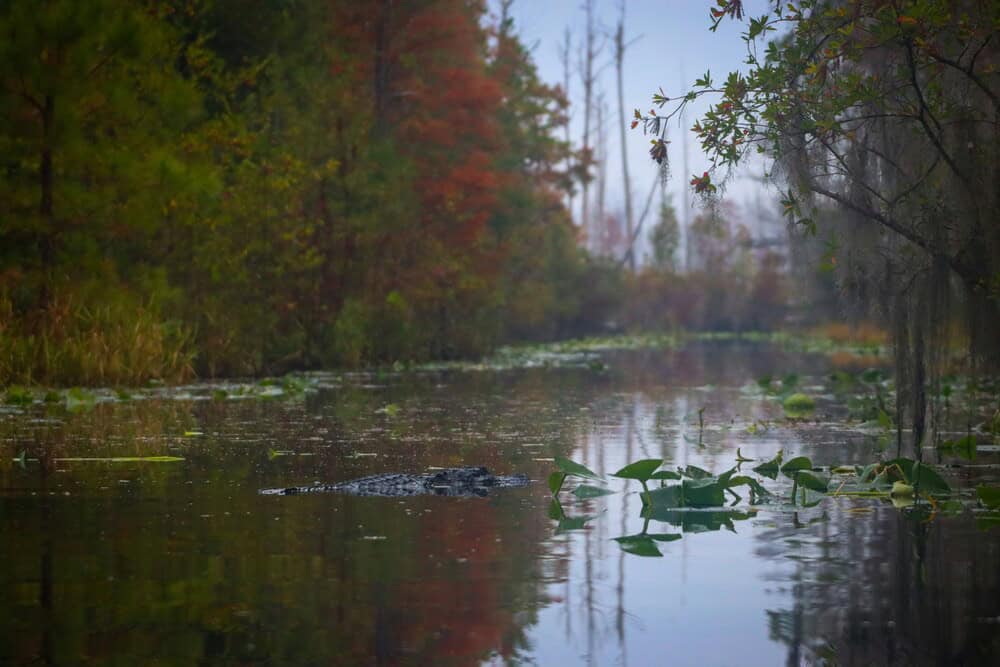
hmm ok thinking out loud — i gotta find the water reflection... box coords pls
[1,341,997,666]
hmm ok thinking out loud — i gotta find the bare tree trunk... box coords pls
[595,92,608,255]
[559,29,574,216]
[680,69,691,273]
[579,0,601,245]
[614,5,635,271]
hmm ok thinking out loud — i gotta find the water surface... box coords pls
[2,341,998,666]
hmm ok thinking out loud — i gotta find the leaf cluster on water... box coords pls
[550,450,1000,557]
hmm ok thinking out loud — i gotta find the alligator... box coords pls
[260,466,531,497]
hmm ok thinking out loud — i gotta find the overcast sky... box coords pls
[488,0,778,260]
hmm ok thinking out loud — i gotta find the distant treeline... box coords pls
[0,1,798,386]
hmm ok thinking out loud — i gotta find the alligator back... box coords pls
[260,466,530,497]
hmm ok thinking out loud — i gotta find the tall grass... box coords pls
[0,291,195,387]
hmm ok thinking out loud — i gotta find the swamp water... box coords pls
[1,340,998,666]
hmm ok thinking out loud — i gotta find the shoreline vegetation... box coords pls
[1,327,886,396]
[1,1,800,392]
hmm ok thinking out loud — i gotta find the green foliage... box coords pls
[0,0,607,384]
[782,393,816,417]
[544,432,989,555]
[978,486,1000,510]
[638,0,1000,454]
[612,459,664,482]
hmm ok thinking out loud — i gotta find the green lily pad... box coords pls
[753,450,783,477]
[781,456,813,473]
[910,462,951,496]
[792,470,830,493]
[554,456,603,481]
[682,477,726,507]
[612,459,663,481]
[728,475,772,499]
[644,484,684,508]
[883,457,915,481]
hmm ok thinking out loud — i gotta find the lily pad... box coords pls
[682,477,726,507]
[612,459,663,481]
[554,456,603,481]
[910,462,951,496]
[753,450,783,477]
[792,470,830,493]
[781,456,813,473]
[644,484,684,508]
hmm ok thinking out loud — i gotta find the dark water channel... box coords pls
[2,341,998,666]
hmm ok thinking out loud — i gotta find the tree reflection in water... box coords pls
[759,500,1000,666]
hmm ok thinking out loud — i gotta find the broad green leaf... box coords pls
[799,488,826,507]
[753,450,783,477]
[682,478,726,507]
[910,462,951,496]
[716,467,737,486]
[554,456,603,481]
[644,485,684,508]
[651,470,682,481]
[883,457,915,481]
[781,456,813,473]
[547,471,567,495]
[793,470,830,493]
[572,484,615,499]
[613,535,663,557]
[977,485,1000,509]
[612,458,663,481]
